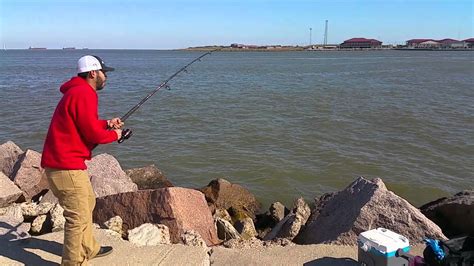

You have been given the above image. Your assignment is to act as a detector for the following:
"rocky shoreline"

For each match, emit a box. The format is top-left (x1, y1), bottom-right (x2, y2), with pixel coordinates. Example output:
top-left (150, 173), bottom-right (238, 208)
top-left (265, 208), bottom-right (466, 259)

top-left (1, 140), bottom-right (473, 261)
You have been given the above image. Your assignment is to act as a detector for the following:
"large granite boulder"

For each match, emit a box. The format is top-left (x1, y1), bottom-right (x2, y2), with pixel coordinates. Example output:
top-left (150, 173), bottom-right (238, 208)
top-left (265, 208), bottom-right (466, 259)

top-left (125, 165), bottom-right (173, 189)
top-left (86, 153), bottom-right (138, 197)
top-left (199, 178), bottom-right (261, 219)
top-left (0, 172), bottom-right (23, 207)
top-left (295, 177), bottom-right (447, 245)
top-left (420, 190), bottom-right (474, 237)
top-left (10, 149), bottom-right (48, 201)
top-left (93, 187), bottom-right (219, 246)
top-left (0, 141), bottom-right (23, 177)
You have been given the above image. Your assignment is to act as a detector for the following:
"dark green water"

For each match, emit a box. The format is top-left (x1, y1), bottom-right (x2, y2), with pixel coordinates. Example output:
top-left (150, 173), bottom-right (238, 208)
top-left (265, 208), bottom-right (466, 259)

top-left (0, 50), bottom-right (473, 208)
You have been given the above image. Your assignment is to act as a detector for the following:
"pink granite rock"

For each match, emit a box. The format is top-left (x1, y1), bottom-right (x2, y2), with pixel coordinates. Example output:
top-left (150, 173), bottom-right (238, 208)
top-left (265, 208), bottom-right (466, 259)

top-left (0, 172), bottom-right (23, 207)
top-left (199, 178), bottom-right (261, 219)
top-left (93, 187), bottom-right (219, 246)
top-left (0, 141), bottom-right (23, 177)
top-left (10, 150), bottom-right (48, 201)
top-left (125, 164), bottom-right (173, 189)
top-left (295, 177), bottom-right (447, 245)
top-left (85, 153), bottom-right (137, 197)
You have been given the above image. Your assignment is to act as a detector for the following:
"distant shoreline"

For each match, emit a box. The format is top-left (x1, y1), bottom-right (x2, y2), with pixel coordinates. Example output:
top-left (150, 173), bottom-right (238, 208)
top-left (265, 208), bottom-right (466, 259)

top-left (2, 48), bottom-right (472, 52)
top-left (181, 47), bottom-right (474, 52)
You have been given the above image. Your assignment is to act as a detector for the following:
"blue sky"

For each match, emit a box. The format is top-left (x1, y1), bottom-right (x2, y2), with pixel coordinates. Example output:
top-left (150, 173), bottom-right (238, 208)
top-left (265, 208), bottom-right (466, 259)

top-left (0, 0), bottom-right (472, 49)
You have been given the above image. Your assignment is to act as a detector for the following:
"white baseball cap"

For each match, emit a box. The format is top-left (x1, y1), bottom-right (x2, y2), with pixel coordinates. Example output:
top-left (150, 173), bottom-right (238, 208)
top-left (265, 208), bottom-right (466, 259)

top-left (77, 55), bottom-right (115, 74)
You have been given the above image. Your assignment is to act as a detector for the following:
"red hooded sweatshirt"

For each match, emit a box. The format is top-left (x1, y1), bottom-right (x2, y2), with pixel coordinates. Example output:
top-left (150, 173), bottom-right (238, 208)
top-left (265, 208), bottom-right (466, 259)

top-left (41, 77), bottom-right (118, 170)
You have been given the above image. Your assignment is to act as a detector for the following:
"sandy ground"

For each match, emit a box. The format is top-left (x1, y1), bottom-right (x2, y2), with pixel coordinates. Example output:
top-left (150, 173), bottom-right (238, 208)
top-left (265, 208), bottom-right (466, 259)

top-left (0, 228), bottom-right (425, 265)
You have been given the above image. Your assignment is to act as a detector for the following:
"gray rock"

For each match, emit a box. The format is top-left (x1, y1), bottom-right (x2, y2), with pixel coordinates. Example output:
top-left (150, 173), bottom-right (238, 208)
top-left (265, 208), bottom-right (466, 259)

top-left (215, 217), bottom-right (240, 241)
top-left (125, 164), bottom-right (173, 190)
top-left (263, 215), bottom-right (291, 241)
top-left (21, 202), bottom-right (54, 217)
top-left (420, 190), bottom-right (474, 237)
top-left (1, 204), bottom-right (23, 222)
top-left (0, 141), bottom-right (23, 177)
top-left (295, 177), bottom-right (447, 245)
top-left (264, 197), bottom-right (311, 241)
top-left (213, 208), bottom-right (232, 223)
top-left (277, 197), bottom-right (311, 240)
top-left (199, 178), bottom-right (261, 219)
top-left (128, 223), bottom-right (171, 246)
top-left (181, 230), bottom-right (207, 247)
top-left (39, 190), bottom-right (58, 205)
top-left (86, 153), bottom-right (138, 198)
top-left (0, 172), bottom-right (23, 207)
top-left (10, 150), bottom-right (48, 201)
top-left (234, 217), bottom-right (257, 240)
top-left (0, 204), bottom-right (26, 239)
top-left (50, 203), bottom-right (65, 232)
top-left (270, 202), bottom-right (288, 222)
top-left (223, 237), bottom-right (264, 249)
top-left (104, 229), bottom-right (122, 239)
top-left (0, 216), bottom-right (30, 241)
top-left (104, 215), bottom-right (123, 236)
top-left (30, 214), bottom-right (51, 234)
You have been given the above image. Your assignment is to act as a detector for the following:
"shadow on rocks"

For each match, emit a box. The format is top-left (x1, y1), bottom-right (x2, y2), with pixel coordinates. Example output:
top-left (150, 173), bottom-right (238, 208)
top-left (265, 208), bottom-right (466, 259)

top-left (303, 257), bottom-right (359, 266)
top-left (0, 222), bottom-right (62, 266)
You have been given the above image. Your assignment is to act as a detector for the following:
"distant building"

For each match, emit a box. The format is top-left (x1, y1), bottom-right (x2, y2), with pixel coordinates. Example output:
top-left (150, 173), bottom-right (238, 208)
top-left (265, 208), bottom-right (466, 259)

top-left (417, 40), bottom-right (441, 48)
top-left (230, 43), bottom-right (245, 48)
top-left (340, 38), bottom-right (382, 49)
top-left (406, 39), bottom-right (433, 48)
top-left (463, 38), bottom-right (474, 48)
top-left (406, 38), bottom-right (473, 49)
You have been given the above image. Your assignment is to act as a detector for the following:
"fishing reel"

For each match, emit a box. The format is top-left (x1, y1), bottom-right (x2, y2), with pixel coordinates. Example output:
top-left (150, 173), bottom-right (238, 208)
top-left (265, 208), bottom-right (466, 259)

top-left (118, 128), bottom-right (132, 143)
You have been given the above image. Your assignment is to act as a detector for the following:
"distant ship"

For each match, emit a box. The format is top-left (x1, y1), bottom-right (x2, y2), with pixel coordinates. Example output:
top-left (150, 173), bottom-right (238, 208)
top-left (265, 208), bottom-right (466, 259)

top-left (63, 47), bottom-right (76, 50)
top-left (29, 46), bottom-right (47, 50)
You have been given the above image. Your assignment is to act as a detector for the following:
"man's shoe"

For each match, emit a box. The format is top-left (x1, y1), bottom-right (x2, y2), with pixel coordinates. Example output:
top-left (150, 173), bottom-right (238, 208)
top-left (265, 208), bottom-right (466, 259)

top-left (94, 246), bottom-right (113, 258)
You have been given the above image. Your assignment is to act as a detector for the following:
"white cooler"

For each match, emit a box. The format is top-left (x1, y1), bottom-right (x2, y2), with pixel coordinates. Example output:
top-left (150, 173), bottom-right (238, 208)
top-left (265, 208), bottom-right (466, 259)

top-left (357, 228), bottom-right (411, 266)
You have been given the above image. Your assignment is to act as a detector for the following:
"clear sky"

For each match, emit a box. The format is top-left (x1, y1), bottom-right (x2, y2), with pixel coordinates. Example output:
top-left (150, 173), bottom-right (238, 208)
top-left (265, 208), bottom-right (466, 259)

top-left (0, 0), bottom-right (472, 49)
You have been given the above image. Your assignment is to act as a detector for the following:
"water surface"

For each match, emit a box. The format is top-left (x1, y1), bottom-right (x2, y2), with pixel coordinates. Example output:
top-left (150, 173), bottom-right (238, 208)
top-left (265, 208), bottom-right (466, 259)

top-left (1, 50), bottom-right (473, 208)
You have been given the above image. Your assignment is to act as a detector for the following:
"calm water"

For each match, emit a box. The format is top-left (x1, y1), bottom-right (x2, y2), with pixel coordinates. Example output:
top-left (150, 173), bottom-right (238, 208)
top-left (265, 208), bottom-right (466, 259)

top-left (0, 50), bottom-right (473, 208)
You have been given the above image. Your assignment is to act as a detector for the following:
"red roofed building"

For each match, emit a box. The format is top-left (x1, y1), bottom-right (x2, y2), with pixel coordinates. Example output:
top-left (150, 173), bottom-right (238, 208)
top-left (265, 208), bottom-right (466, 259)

top-left (406, 38), bottom-right (474, 49)
top-left (339, 38), bottom-right (382, 49)
top-left (438, 38), bottom-right (459, 44)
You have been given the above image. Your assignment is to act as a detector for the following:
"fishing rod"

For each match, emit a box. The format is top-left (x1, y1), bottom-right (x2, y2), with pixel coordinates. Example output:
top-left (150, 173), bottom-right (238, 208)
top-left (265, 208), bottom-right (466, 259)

top-left (117, 49), bottom-right (220, 143)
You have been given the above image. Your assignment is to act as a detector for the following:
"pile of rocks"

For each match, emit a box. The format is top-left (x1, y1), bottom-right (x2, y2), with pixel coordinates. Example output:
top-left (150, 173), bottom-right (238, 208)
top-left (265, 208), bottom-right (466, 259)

top-left (1, 140), bottom-right (472, 250)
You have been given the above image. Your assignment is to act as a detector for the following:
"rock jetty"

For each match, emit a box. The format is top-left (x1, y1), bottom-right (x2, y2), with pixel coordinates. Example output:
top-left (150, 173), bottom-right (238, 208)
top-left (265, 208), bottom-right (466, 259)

top-left (1, 140), bottom-right (471, 265)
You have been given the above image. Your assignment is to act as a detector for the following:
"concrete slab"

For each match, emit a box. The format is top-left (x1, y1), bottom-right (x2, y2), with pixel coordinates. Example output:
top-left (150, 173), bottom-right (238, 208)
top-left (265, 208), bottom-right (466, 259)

top-left (209, 244), bottom-right (359, 266)
top-left (0, 225), bottom-right (426, 266)
top-left (0, 228), bottom-right (210, 266)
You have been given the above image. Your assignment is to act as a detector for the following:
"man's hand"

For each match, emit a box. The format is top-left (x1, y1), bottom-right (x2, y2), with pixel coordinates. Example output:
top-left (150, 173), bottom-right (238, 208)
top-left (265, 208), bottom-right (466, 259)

top-left (108, 118), bottom-right (124, 129)
top-left (114, 129), bottom-right (123, 139)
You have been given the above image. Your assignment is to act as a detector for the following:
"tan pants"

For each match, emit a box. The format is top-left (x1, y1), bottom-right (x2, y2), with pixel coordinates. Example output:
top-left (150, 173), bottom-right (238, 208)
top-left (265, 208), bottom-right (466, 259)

top-left (46, 168), bottom-right (100, 266)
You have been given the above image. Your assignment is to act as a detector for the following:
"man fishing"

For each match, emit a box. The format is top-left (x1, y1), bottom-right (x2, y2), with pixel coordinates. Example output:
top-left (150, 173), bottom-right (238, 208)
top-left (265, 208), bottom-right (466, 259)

top-left (41, 55), bottom-right (123, 265)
